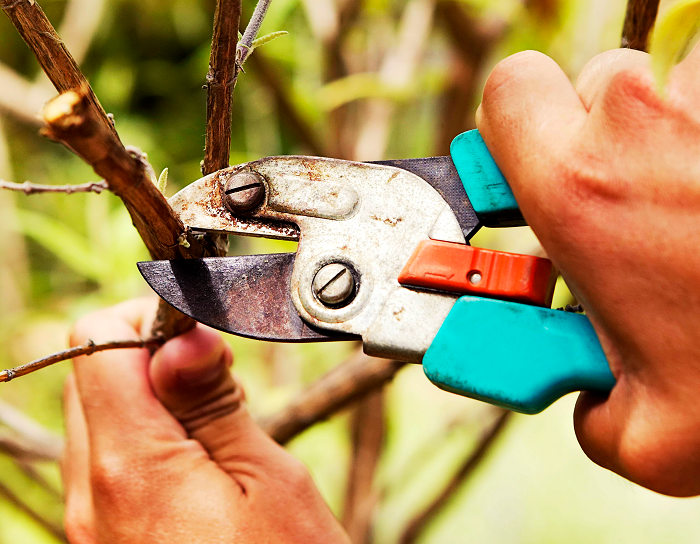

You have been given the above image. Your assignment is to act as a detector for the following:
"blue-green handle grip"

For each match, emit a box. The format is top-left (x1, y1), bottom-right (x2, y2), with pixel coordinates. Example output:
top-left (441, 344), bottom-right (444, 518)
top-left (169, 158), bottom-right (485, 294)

top-left (450, 129), bottom-right (525, 227)
top-left (423, 291), bottom-right (614, 414)
top-left (429, 130), bottom-right (615, 413)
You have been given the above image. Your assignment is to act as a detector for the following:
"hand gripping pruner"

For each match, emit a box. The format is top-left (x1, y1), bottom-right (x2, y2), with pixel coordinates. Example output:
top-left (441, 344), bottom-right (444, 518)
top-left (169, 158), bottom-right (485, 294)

top-left (138, 130), bottom-right (615, 414)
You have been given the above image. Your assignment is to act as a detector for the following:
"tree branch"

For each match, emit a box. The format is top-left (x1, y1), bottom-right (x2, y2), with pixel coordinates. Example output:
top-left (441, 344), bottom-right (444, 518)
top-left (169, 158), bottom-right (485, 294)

top-left (621, 0), bottom-right (661, 51)
top-left (261, 350), bottom-right (407, 445)
top-left (397, 409), bottom-right (512, 544)
top-left (0, 179), bottom-right (108, 194)
top-left (0, 337), bottom-right (164, 383)
top-left (203, 0), bottom-right (242, 175)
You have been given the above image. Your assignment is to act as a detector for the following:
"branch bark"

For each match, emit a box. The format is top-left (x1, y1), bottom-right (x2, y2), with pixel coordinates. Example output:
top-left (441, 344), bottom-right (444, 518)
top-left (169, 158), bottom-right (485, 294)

top-left (203, 0), bottom-right (242, 175)
top-left (0, 337), bottom-right (163, 383)
top-left (261, 350), bottom-right (406, 445)
top-left (621, 0), bottom-right (661, 51)
top-left (397, 409), bottom-right (512, 544)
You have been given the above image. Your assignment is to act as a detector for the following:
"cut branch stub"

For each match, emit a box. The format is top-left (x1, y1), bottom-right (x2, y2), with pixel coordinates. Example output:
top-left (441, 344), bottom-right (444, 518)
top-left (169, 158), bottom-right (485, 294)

top-left (40, 91), bottom-right (211, 261)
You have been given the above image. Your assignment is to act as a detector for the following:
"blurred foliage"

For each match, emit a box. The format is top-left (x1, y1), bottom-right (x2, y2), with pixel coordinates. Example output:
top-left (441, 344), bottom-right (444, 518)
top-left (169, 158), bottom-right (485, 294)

top-left (650, 0), bottom-right (700, 90)
top-left (2, 0), bottom-right (700, 542)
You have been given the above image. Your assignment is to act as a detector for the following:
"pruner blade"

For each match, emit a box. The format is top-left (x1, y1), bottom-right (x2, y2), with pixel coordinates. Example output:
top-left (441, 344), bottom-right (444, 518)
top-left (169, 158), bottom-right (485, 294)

top-left (138, 254), bottom-right (356, 342)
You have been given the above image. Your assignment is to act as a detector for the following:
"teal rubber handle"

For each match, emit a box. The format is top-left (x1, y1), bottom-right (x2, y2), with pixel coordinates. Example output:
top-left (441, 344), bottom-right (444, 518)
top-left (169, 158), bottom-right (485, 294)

top-left (450, 129), bottom-right (525, 227)
top-left (423, 296), bottom-right (614, 414)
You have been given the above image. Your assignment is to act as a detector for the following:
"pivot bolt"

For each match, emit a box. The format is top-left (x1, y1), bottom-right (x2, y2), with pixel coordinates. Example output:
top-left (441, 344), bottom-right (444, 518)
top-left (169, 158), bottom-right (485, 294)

top-left (223, 170), bottom-right (265, 213)
top-left (313, 263), bottom-right (355, 307)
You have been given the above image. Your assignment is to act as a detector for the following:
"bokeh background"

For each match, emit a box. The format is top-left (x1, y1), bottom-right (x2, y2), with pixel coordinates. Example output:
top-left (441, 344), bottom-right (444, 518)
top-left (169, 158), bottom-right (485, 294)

top-left (1, 0), bottom-right (700, 541)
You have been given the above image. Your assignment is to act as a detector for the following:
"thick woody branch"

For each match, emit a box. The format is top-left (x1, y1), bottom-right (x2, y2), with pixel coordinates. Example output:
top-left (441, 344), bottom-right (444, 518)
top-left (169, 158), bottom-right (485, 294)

top-left (203, 0), bottom-right (242, 175)
top-left (261, 350), bottom-right (406, 445)
top-left (0, 337), bottom-right (164, 383)
top-left (398, 409), bottom-right (512, 544)
top-left (621, 0), bottom-right (661, 51)
top-left (0, 179), bottom-right (108, 194)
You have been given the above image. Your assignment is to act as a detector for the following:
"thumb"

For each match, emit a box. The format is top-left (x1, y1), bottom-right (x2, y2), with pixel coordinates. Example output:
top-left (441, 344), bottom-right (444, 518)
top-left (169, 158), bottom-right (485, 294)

top-left (150, 326), bottom-right (280, 473)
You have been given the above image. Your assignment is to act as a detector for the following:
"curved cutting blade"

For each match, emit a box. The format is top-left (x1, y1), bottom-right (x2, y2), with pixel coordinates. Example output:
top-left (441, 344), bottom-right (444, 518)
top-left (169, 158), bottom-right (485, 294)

top-left (138, 254), bottom-right (352, 342)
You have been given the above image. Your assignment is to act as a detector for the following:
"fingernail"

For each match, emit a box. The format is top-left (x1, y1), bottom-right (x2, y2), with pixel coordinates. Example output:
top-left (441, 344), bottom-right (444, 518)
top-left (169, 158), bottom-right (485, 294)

top-left (176, 356), bottom-right (225, 387)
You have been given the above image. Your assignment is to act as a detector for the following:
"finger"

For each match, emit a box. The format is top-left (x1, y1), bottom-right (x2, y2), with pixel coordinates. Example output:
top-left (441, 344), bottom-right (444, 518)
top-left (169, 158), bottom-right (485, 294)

top-left (70, 299), bottom-right (185, 454)
top-left (476, 51), bottom-right (586, 211)
top-left (62, 374), bottom-right (96, 543)
top-left (150, 326), bottom-right (292, 483)
top-left (576, 48), bottom-right (651, 110)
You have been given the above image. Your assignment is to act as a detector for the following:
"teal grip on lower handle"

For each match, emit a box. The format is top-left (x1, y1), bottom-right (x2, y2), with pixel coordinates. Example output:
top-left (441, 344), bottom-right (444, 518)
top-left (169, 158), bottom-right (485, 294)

top-left (423, 296), bottom-right (614, 414)
top-left (450, 129), bottom-right (525, 227)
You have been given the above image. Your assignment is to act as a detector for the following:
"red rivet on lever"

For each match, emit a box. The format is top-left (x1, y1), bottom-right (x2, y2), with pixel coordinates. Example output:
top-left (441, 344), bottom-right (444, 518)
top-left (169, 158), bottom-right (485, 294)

top-left (398, 240), bottom-right (557, 307)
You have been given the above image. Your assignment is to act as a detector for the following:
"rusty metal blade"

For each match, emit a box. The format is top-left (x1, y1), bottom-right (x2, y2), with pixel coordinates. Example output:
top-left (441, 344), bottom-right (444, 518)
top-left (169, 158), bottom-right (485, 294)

top-left (138, 255), bottom-right (353, 342)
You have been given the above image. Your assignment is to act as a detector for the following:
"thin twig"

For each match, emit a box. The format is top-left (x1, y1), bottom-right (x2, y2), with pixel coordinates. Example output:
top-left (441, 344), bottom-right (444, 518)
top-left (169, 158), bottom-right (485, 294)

top-left (0, 179), bottom-right (108, 194)
top-left (621, 0), bottom-right (661, 51)
top-left (397, 409), bottom-right (512, 544)
top-left (0, 337), bottom-right (164, 383)
top-left (237, 0), bottom-right (272, 65)
top-left (0, 479), bottom-right (67, 542)
top-left (203, 0), bottom-right (242, 175)
top-left (261, 349), bottom-right (407, 445)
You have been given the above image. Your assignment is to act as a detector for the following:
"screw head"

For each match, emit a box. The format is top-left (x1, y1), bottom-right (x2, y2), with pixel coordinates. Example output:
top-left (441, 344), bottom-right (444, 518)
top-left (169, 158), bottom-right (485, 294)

top-left (223, 170), bottom-right (265, 213)
top-left (313, 263), bottom-right (356, 307)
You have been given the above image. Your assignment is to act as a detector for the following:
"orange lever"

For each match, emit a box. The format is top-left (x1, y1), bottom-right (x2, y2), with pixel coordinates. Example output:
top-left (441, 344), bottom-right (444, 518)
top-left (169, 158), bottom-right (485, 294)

top-left (398, 240), bottom-right (557, 307)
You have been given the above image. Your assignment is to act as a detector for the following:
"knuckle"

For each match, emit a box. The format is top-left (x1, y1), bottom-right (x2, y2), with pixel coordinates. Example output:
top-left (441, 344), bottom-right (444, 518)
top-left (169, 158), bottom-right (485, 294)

top-left (90, 452), bottom-right (131, 499)
top-left (553, 147), bottom-right (625, 206)
top-left (281, 456), bottom-right (315, 491)
top-left (482, 51), bottom-right (554, 105)
top-left (603, 69), bottom-right (661, 114)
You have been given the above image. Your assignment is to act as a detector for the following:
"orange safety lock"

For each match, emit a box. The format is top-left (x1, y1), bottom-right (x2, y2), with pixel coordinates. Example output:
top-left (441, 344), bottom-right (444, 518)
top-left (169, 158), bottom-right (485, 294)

top-left (398, 240), bottom-right (557, 307)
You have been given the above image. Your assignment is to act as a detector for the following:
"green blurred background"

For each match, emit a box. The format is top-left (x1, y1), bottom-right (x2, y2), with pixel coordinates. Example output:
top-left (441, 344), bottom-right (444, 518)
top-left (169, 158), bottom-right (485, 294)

top-left (2, 0), bottom-right (700, 541)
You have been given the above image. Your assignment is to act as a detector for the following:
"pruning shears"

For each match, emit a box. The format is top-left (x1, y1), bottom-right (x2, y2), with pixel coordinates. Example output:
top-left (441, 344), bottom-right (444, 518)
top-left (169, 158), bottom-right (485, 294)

top-left (138, 130), bottom-right (615, 414)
